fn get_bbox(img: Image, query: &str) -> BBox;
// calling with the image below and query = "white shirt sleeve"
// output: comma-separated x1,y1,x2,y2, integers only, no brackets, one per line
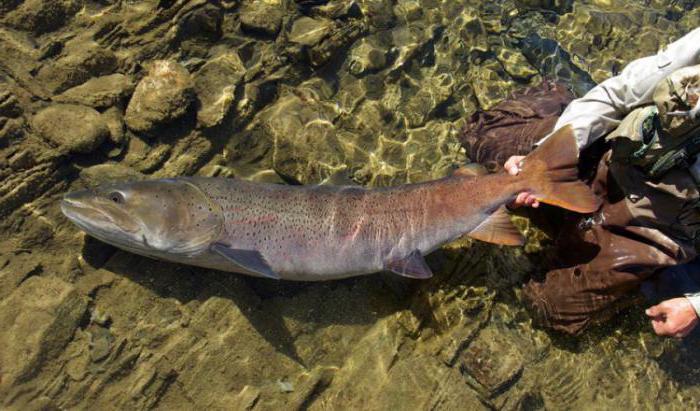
539,27,700,150
686,293,700,318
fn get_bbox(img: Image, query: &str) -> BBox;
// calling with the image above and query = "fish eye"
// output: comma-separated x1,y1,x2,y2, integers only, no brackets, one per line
108,191,125,204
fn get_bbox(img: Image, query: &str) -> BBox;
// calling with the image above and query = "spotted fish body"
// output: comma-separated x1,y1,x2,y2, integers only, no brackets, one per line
176,175,513,280
61,126,600,281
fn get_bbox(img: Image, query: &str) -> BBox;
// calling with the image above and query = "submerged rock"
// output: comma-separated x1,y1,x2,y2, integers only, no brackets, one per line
0,87,25,145
54,74,135,109
0,276,87,390
459,327,524,397
194,53,246,128
35,45,118,95
125,60,194,133
348,38,388,75
32,104,109,154
2,0,81,34
101,106,127,148
289,16,334,46
79,163,144,188
239,2,284,37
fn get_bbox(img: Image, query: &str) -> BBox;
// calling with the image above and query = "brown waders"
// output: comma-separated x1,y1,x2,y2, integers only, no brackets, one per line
462,85,700,335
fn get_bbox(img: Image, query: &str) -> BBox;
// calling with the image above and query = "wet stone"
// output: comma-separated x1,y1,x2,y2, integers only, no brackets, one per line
89,326,115,362
0,276,87,389
79,163,144,188
125,60,194,133
2,0,82,34
32,104,109,154
308,0,361,19
194,52,246,128
239,2,284,37
35,46,118,95
458,327,524,397
54,74,135,109
101,106,126,147
289,16,334,46
0,87,24,145
348,38,388,75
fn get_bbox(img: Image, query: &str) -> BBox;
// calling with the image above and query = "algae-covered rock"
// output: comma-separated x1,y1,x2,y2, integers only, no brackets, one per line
35,45,118,95
32,104,109,154
54,74,135,109
0,276,87,389
125,60,194,133
194,53,246,128
79,163,144,188
101,106,126,148
347,38,388,75
2,0,81,34
0,87,25,145
289,16,334,46
459,327,524,397
240,2,284,37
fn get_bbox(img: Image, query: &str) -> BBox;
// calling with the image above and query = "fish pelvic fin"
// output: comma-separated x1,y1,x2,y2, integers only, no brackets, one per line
385,250,433,279
519,125,602,214
211,243,281,280
468,206,524,246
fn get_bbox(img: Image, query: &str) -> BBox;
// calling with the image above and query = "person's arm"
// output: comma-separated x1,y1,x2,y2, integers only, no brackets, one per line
508,28,700,207
540,27,700,150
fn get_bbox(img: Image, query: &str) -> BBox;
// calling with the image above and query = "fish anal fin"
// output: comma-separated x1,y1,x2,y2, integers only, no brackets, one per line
385,250,433,279
211,243,281,280
467,207,524,246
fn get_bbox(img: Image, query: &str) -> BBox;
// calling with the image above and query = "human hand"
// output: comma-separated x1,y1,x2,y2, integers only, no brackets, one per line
645,297,699,338
504,155,539,208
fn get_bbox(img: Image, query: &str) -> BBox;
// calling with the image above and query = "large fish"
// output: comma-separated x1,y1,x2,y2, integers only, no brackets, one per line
61,126,599,281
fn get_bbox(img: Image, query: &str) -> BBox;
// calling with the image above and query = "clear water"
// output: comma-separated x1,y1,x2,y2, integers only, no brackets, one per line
0,0,699,409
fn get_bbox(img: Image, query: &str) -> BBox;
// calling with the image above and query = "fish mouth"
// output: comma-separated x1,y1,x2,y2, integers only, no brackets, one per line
60,194,138,235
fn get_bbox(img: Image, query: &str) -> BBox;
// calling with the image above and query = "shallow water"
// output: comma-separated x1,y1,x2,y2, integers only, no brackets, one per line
0,0,699,409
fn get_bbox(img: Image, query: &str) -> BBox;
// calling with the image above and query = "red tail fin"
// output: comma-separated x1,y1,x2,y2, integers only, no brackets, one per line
519,126,601,213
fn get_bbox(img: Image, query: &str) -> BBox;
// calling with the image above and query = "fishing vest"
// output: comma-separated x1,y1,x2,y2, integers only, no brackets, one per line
606,64,700,246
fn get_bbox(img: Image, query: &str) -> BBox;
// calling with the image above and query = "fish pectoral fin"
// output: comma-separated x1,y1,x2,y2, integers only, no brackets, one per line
210,243,281,280
467,206,524,246
384,250,433,279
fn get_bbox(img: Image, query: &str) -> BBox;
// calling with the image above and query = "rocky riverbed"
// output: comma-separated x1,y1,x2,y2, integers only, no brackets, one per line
1,0,699,409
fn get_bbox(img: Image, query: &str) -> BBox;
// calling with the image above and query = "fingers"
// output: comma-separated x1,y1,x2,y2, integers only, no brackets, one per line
651,318,671,336
645,305,662,318
509,193,540,209
524,195,540,208
504,156,525,176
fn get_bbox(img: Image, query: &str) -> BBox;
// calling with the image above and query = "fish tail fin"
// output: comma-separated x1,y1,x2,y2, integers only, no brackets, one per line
519,125,602,213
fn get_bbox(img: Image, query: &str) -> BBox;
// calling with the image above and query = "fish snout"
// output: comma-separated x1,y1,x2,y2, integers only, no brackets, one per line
61,189,96,212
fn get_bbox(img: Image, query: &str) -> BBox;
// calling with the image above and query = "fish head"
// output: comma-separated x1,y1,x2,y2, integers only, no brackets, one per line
61,179,224,257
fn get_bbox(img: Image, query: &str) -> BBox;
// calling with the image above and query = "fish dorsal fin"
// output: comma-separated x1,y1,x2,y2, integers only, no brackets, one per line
210,243,281,280
384,250,433,279
467,207,524,246
452,163,488,178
